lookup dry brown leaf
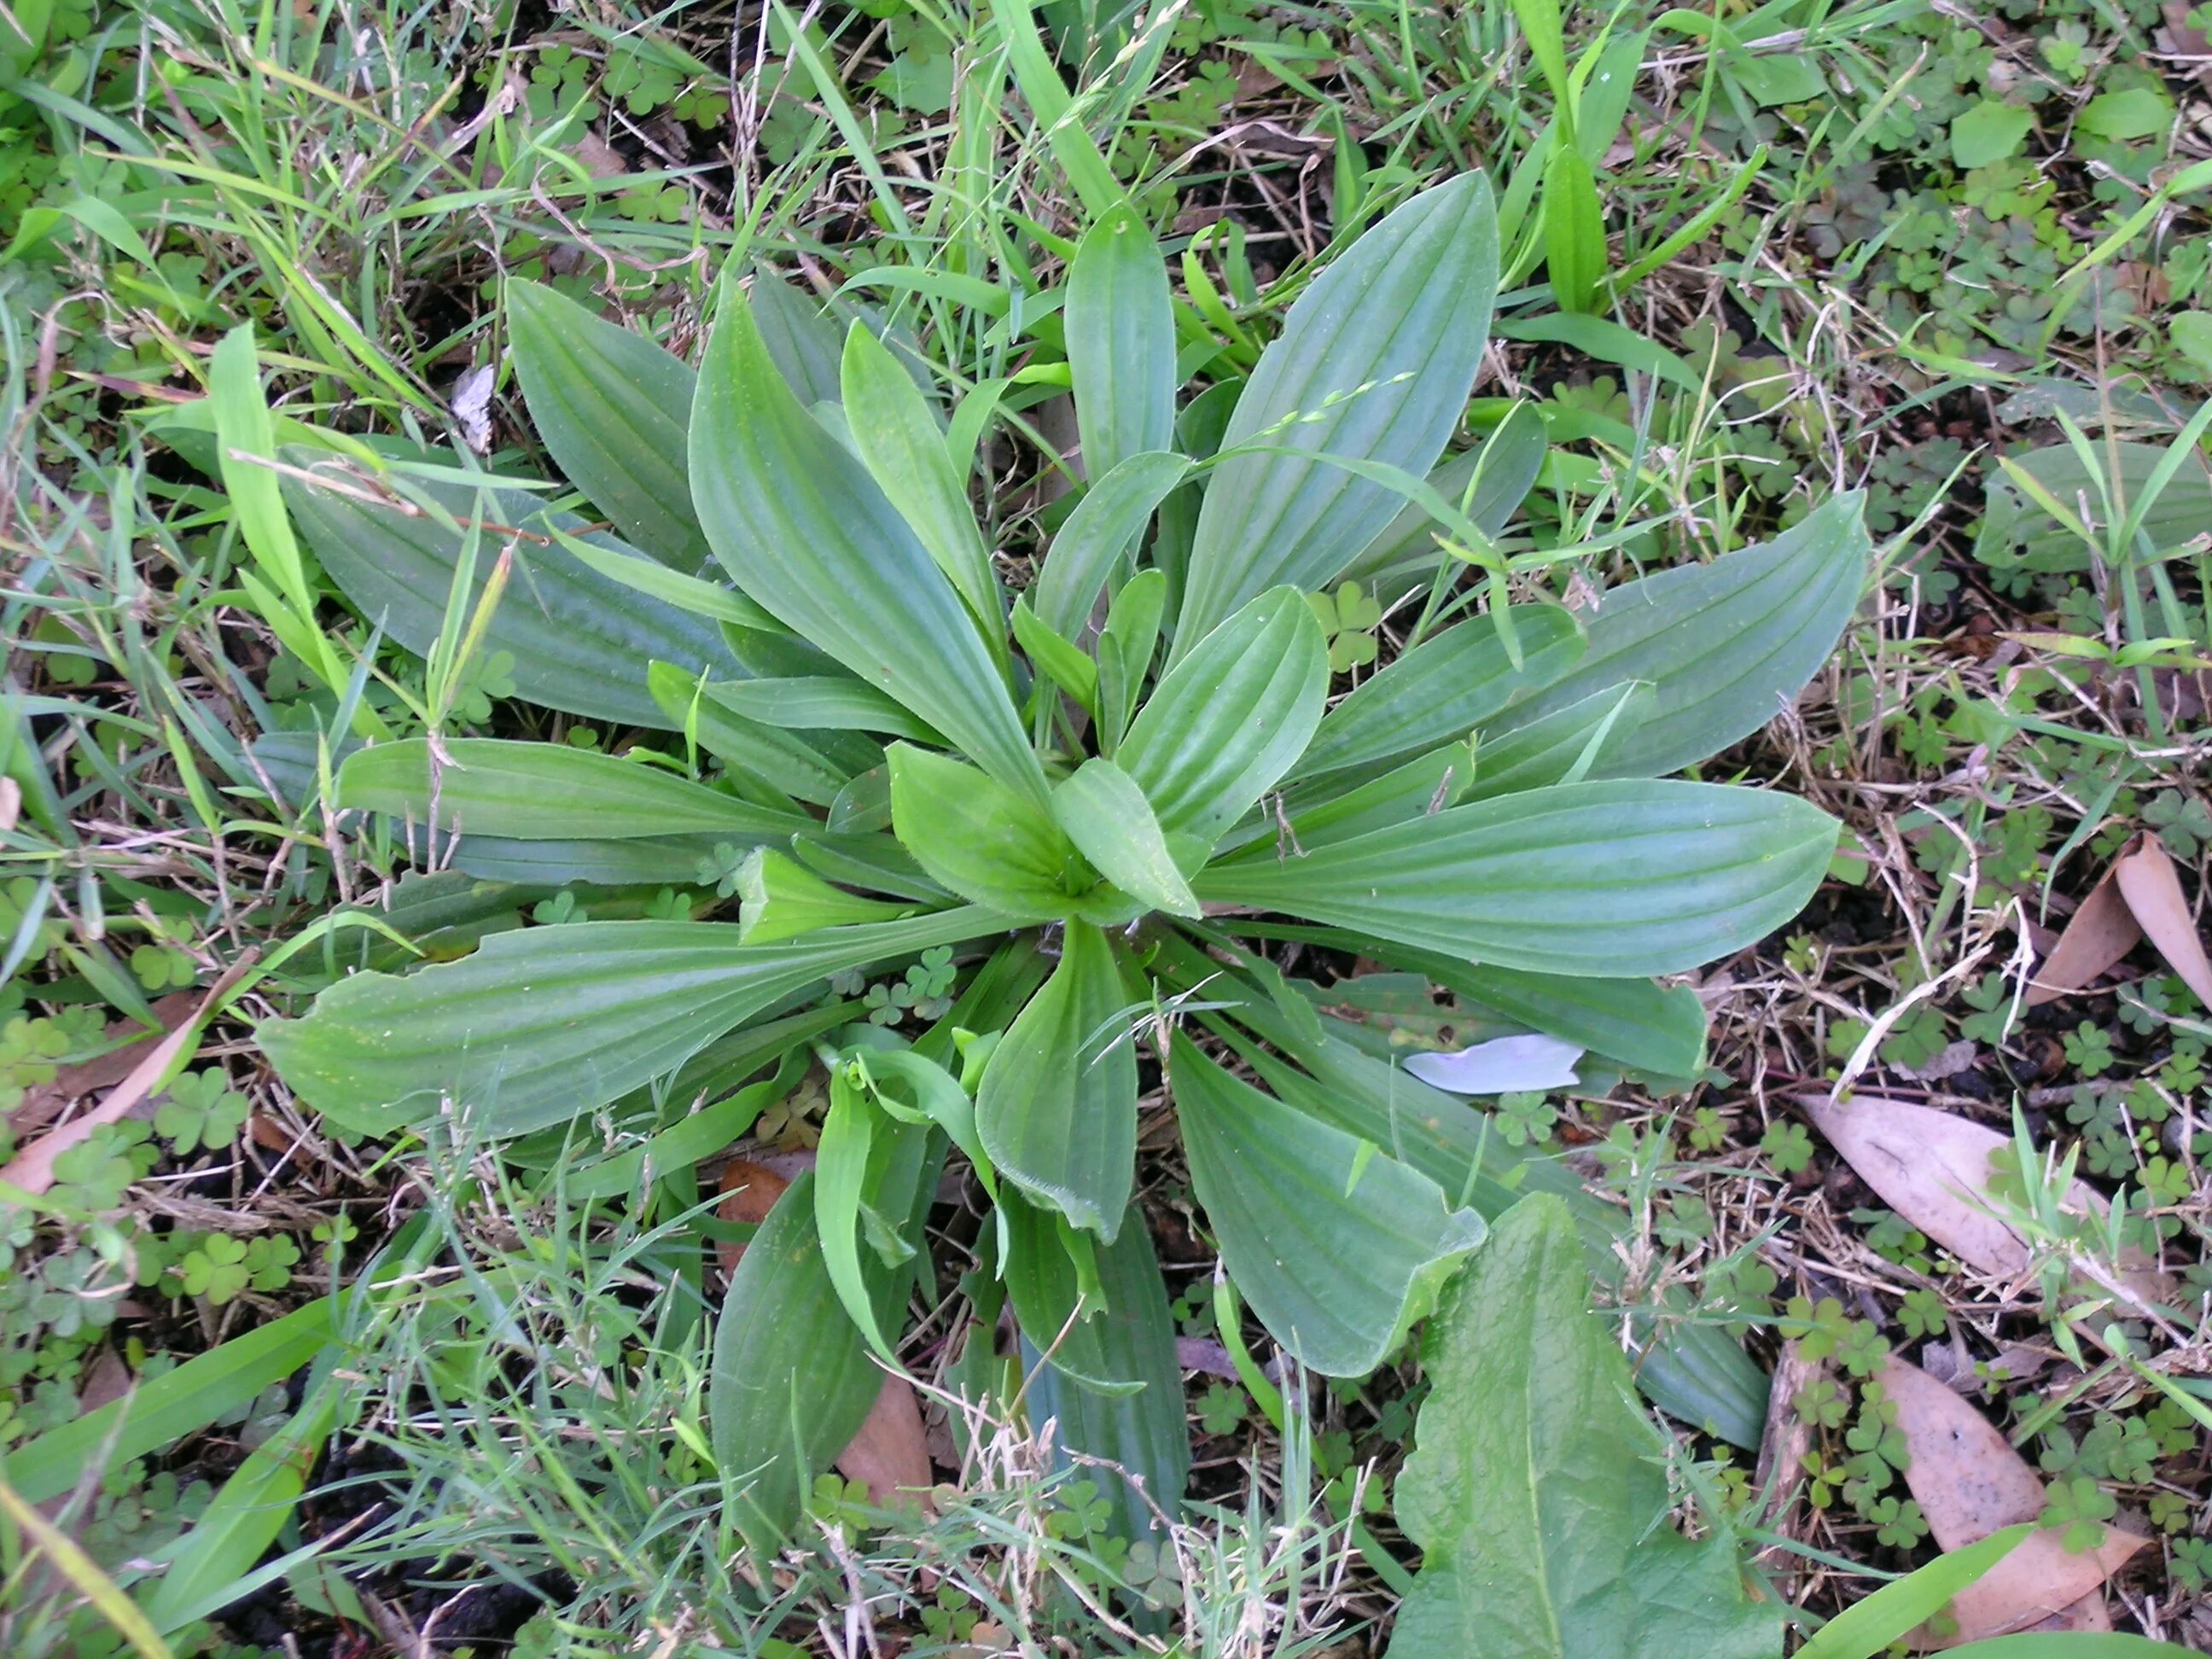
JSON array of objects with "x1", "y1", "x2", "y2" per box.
[
  {"x1": 1802, "y1": 1094, "x2": 2173, "y2": 1305},
  {"x1": 0, "y1": 1001, "x2": 205, "y2": 1196},
  {"x1": 2164, "y1": 2, "x2": 2212, "y2": 88},
  {"x1": 835, "y1": 1373, "x2": 932, "y2": 1507},
  {"x1": 714, "y1": 1158, "x2": 790, "y2": 1279},
  {"x1": 8, "y1": 992, "x2": 201, "y2": 1134},
  {"x1": 2112, "y1": 834, "x2": 2212, "y2": 1009},
  {"x1": 2025, "y1": 871, "x2": 2142, "y2": 1005},
  {"x1": 1799, "y1": 1095, "x2": 2032, "y2": 1275},
  {"x1": 1880, "y1": 1356, "x2": 2146, "y2": 1649}
]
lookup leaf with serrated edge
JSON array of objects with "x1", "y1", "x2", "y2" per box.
[
  {"x1": 1385, "y1": 1193, "x2": 1780, "y2": 1659},
  {"x1": 1171, "y1": 1032, "x2": 1485, "y2": 1376}
]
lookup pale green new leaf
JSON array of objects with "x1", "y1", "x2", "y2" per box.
[
  {"x1": 977, "y1": 920, "x2": 1138, "y2": 1237},
  {"x1": 839, "y1": 323, "x2": 1005, "y2": 650},
  {"x1": 1195, "y1": 779, "x2": 1838, "y2": 978},
  {"x1": 1295, "y1": 603, "x2": 1585, "y2": 779},
  {"x1": 283, "y1": 469, "x2": 740, "y2": 730},
  {"x1": 1068, "y1": 203, "x2": 1174, "y2": 486},
  {"x1": 737, "y1": 847, "x2": 912, "y2": 944},
  {"x1": 508, "y1": 278, "x2": 710, "y2": 569},
  {"x1": 690, "y1": 289, "x2": 1045, "y2": 802},
  {"x1": 887, "y1": 744, "x2": 1079, "y2": 921},
  {"x1": 1172, "y1": 1033, "x2": 1486, "y2": 1377},
  {"x1": 1120, "y1": 589, "x2": 1328, "y2": 844},
  {"x1": 258, "y1": 908, "x2": 1005, "y2": 1138},
  {"x1": 337, "y1": 738, "x2": 802, "y2": 840},
  {"x1": 1177, "y1": 174, "x2": 1499, "y2": 649},
  {"x1": 1385, "y1": 1194, "x2": 1781, "y2": 1659},
  {"x1": 1051, "y1": 760, "x2": 1198, "y2": 917},
  {"x1": 1484, "y1": 492, "x2": 1870, "y2": 777},
  {"x1": 1542, "y1": 146, "x2": 1606, "y2": 314}
]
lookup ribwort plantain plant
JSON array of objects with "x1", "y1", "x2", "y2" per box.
[{"x1": 252, "y1": 172, "x2": 1870, "y2": 1548}]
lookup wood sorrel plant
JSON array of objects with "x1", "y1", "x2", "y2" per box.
[{"x1": 258, "y1": 173, "x2": 1868, "y2": 1546}]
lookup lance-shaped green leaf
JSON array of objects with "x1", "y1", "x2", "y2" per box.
[
  {"x1": 1196, "y1": 779, "x2": 1838, "y2": 978},
  {"x1": 1096, "y1": 568, "x2": 1167, "y2": 756},
  {"x1": 748, "y1": 269, "x2": 847, "y2": 407},
  {"x1": 977, "y1": 920, "x2": 1138, "y2": 1237},
  {"x1": 737, "y1": 847, "x2": 913, "y2": 944},
  {"x1": 338, "y1": 738, "x2": 802, "y2": 841},
  {"x1": 711, "y1": 1170, "x2": 883, "y2": 1552},
  {"x1": 1385, "y1": 1194, "x2": 1781, "y2": 1659},
  {"x1": 283, "y1": 468, "x2": 740, "y2": 730},
  {"x1": 1001, "y1": 1191, "x2": 1136, "y2": 1390},
  {"x1": 508, "y1": 278, "x2": 710, "y2": 570},
  {"x1": 1339, "y1": 403, "x2": 1550, "y2": 602},
  {"x1": 1051, "y1": 760, "x2": 1198, "y2": 917},
  {"x1": 1385, "y1": 946, "x2": 1708, "y2": 1079},
  {"x1": 1068, "y1": 203, "x2": 1174, "y2": 487},
  {"x1": 1021, "y1": 1202, "x2": 1191, "y2": 1544},
  {"x1": 1171, "y1": 1033, "x2": 1486, "y2": 1377},
  {"x1": 1461, "y1": 680, "x2": 1655, "y2": 800},
  {"x1": 691, "y1": 290, "x2": 1046, "y2": 803},
  {"x1": 1030, "y1": 451, "x2": 1193, "y2": 641},
  {"x1": 424, "y1": 832, "x2": 730, "y2": 889},
  {"x1": 887, "y1": 744, "x2": 1081, "y2": 921},
  {"x1": 702, "y1": 677, "x2": 946, "y2": 743},
  {"x1": 1215, "y1": 742, "x2": 1474, "y2": 860},
  {"x1": 1120, "y1": 589, "x2": 1328, "y2": 845},
  {"x1": 1295, "y1": 603, "x2": 1585, "y2": 779},
  {"x1": 648, "y1": 661, "x2": 868, "y2": 806},
  {"x1": 1484, "y1": 492, "x2": 1871, "y2": 777},
  {"x1": 1176, "y1": 174, "x2": 1500, "y2": 649},
  {"x1": 839, "y1": 323, "x2": 1005, "y2": 655},
  {"x1": 1542, "y1": 145, "x2": 1607, "y2": 313},
  {"x1": 258, "y1": 907, "x2": 1006, "y2": 1138}
]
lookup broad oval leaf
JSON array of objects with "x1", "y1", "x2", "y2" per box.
[
  {"x1": 1195, "y1": 779, "x2": 1839, "y2": 978},
  {"x1": 886, "y1": 744, "x2": 1080, "y2": 922},
  {"x1": 1295, "y1": 603, "x2": 1586, "y2": 779},
  {"x1": 711, "y1": 1170, "x2": 883, "y2": 1551},
  {"x1": 1386, "y1": 1194, "x2": 1782, "y2": 1659},
  {"x1": 1177, "y1": 173, "x2": 1500, "y2": 649},
  {"x1": 338, "y1": 738, "x2": 801, "y2": 840},
  {"x1": 1018, "y1": 1202, "x2": 1191, "y2": 1545},
  {"x1": 508, "y1": 277, "x2": 709, "y2": 569},
  {"x1": 258, "y1": 908, "x2": 1005, "y2": 1138},
  {"x1": 1484, "y1": 492, "x2": 1871, "y2": 777},
  {"x1": 690, "y1": 288, "x2": 1045, "y2": 802},
  {"x1": 283, "y1": 466, "x2": 740, "y2": 730},
  {"x1": 1067, "y1": 204, "x2": 1175, "y2": 486},
  {"x1": 1051, "y1": 760, "x2": 1199, "y2": 917},
  {"x1": 1171, "y1": 1032, "x2": 1487, "y2": 1377},
  {"x1": 977, "y1": 920, "x2": 1138, "y2": 1236},
  {"x1": 1121, "y1": 589, "x2": 1328, "y2": 845}
]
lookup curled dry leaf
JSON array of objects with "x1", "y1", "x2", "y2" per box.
[
  {"x1": 2110, "y1": 833, "x2": 2212, "y2": 1010},
  {"x1": 2024, "y1": 871, "x2": 2140, "y2": 1005},
  {"x1": 1879, "y1": 1355, "x2": 2145, "y2": 1648}
]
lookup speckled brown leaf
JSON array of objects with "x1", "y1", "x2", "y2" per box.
[
  {"x1": 2025, "y1": 870, "x2": 2141, "y2": 1005},
  {"x1": 1880, "y1": 1355, "x2": 2146, "y2": 1649},
  {"x1": 2113, "y1": 833, "x2": 2212, "y2": 1009}
]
